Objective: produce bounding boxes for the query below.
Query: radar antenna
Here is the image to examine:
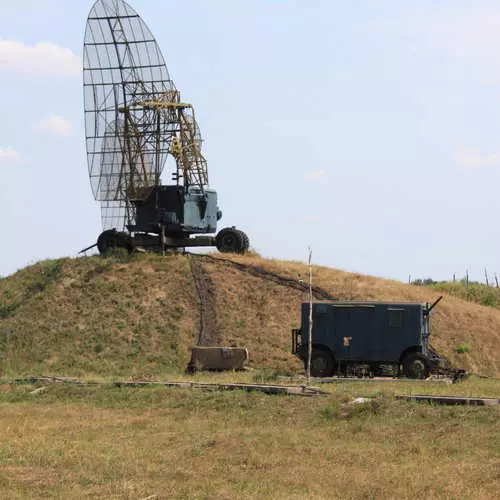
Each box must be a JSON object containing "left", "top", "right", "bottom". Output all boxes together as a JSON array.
[{"left": 83, "top": 0, "right": 248, "bottom": 254}]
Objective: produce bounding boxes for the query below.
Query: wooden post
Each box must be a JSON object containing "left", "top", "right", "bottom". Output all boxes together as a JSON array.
[
  {"left": 306, "top": 247, "right": 313, "bottom": 387},
  {"left": 465, "top": 270, "right": 469, "bottom": 289},
  {"left": 408, "top": 274, "right": 411, "bottom": 285},
  {"left": 495, "top": 274, "right": 499, "bottom": 289},
  {"left": 453, "top": 273, "right": 456, "bottom": 283},
  {"left": 485, "top": 268, "right": 490, "bottom": 287}
]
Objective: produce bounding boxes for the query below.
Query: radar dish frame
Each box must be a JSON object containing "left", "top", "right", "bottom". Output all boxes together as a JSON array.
[{"left": 83, "top": 0, "right": 208, "bottom": 231}]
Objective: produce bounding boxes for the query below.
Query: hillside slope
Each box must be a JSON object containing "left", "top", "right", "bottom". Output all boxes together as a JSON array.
[{"left": 1, "top": 253, "right": 499, "bottom": 377}]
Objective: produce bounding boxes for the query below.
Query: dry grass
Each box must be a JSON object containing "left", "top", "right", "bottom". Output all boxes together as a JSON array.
[
  {"left": 1, "top": 253, "right": 500, "bottom": 378},
  {"left": 0, "top": 380, "right": 498, "bottom": 499}
]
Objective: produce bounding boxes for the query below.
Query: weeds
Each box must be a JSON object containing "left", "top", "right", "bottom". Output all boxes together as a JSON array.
[
  {"left": 100, "top": 247, "right": 134, "bottom": 262},
  {"left": 428, "top": 281, "right": 500, "bottom": 310},
  {"left": 320, "top": 402, "right": 341, "bottom": 420},
  {"left": 25, "top": 259, "right": 64, "bottom": 295},
  {"left": 252, "top": 369, "right": 281, "bottom": 383},
  {"left": 456, "top": 343, "right": 471, "bottom": 354},
  {"left": 0, "top": 302, "right": 18, "bottom": 319}
]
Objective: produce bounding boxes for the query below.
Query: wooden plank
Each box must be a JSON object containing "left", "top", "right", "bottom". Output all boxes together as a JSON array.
[
  {"left": 0, "top": 378, "right": 326, "bottom": 397},
  {"left": 114, "top": 381, "right": 326, "bottom": 396},
  {"left": 278, "top": 376, "right": 454, "bottom": 384},
  {"left": 397, "top": 395, "right": 499, "bottom": 406},
  {"left": 279, "top": 376, "right": 405, "bottom": 384}
]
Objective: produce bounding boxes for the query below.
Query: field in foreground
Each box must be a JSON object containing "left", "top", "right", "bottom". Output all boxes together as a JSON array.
[{"left": 0, "top": 376, "right": 498, "bottom": 499}]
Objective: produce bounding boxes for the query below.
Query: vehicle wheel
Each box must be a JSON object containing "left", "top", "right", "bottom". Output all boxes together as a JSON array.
[
  {"left": 186, "top": 362, "right": 196, "bottom": 374},
  {"left": 307, "top": 348, "right": 335, "bottom": 378},
  {"left": 403, "top": 353, "right": 430, "bottom": 379},
  {"left": 216, "top": 227, "right": 243, "bottom": 253},
  {"left": 97, "top": 229, "right": 132, "bottom": 254},
  {"left": 236, "top": 230, "right": 250, "bottom": 252}
]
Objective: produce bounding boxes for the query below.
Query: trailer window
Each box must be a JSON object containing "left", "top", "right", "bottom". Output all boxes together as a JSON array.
[{"left": 389, "top": 309, "right": 404, "bottom": 328}]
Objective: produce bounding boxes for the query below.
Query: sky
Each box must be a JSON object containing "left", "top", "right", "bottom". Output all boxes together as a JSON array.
[{"left": 1, "top": 0, "right": 500, "bottom": 282}]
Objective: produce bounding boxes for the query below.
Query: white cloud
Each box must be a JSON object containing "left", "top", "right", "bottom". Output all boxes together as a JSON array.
[
  {"left": 455, "top": 148, "right": 500, "bottom": 169},
  {"left": 304, "top": 169, "right": 328, "bottom": 181},
  {"left": 34, "top": 116, "right": 73, "bottom": 137},
  {"left": 0, "top": 39, "right": 81, "bottom": 77},
  {"left": 0, "top": 147, "right": 21, "bottom": 165}
]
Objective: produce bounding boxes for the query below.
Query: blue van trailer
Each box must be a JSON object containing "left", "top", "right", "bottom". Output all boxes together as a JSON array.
[{"left": 292, "top": 297, "right": 445, "bottom": 378}]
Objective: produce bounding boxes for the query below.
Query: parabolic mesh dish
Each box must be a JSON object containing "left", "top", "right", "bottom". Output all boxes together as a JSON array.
[{"left": 83, "top": 0, "right": 175, "bottom": 230}]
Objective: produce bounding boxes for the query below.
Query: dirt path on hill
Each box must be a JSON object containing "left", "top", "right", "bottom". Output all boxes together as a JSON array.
[
  {"left": 188, "top": 255, "right": 221, "bottom": 346},
  {"left": 191, "top": 253, "right": 338, "bottom": 301}
]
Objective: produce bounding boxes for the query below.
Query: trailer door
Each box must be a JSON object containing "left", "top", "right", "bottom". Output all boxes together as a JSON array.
[{"left": 335, "top": 306, "right": 375, "bottom": 361}]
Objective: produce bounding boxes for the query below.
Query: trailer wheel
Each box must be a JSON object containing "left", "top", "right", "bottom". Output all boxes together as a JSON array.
[
  {"left": 307, "top": 348, "right": 335, "bottom": 378},
  {"left": 403, "top": 353, "right": 430, "bottom": 379}
]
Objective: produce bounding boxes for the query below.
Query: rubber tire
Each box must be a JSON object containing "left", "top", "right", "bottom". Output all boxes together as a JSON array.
[
  {"left": 216, "top": 227, "right": 243, "bottom": 253},
  {"left": 236, "top": 229, "right": 250, "bottom": 252},
  {"left": 403, "top": 353, "right": 430, "bottom": 379},
  {"left": 307, "top": 348, "right": 335, "bottom": 378},
  {"left": 97, "top": 229, "right": 132, "bottom": 255}
]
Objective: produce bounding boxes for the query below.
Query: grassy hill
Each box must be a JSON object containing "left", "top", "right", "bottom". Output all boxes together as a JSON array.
[
  {"left": 1, "top": 252, "right": 500, "bottom": 377},
  {"left": 427, "top": 280, "right": 500, "bottom": 308}
]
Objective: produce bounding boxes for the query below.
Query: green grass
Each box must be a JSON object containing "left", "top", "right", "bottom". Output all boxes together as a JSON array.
[
  {"left": 456, "top": 343, "right": 472, "bottom": 354},
  {"left": 427, "top": 281, "right": 500, "bottom": 309},
  {"left": 0, "top": 377, "right": 498, "bottom": 499}
]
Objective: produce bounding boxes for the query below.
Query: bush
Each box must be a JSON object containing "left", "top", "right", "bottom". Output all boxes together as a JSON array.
[
  {"left": 411, "top": 278, "right": 436, "bottom": 286},
  {"left": 321, "top": 403, "right": 341, "bottom": 420},
  {"left": 101, "top": 247, "right": 133, "bottom": 262},
  {"left": 0, "top": 302, "right": 18, "bottom": 319},
  {"left": 26, "top": 259, "right": 64, "bottom": 294},
  {"left": 456, "top": 344, "right": 471, "bottom": 354},
  {"left": 481, "top": 294, "right": 498, "bottom": 307}
]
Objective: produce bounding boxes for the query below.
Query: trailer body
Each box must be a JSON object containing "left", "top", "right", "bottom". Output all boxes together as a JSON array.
[{"left": 292, "top": 300, "right": 445, "bottom": 378}]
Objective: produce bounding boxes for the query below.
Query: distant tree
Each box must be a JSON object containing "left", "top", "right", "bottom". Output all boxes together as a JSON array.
[{"left": 411, "top": 278, "right": 436, "bottom": 286}]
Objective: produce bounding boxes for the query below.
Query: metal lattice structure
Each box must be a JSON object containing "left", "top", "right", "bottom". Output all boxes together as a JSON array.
[{"left": 83, "top": 0, "right": 209, "bottom": 231}]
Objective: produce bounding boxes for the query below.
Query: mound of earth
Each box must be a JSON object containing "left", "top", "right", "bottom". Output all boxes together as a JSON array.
[{"left": 0, "top": 253, "right": 499, "bottom": 377}]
